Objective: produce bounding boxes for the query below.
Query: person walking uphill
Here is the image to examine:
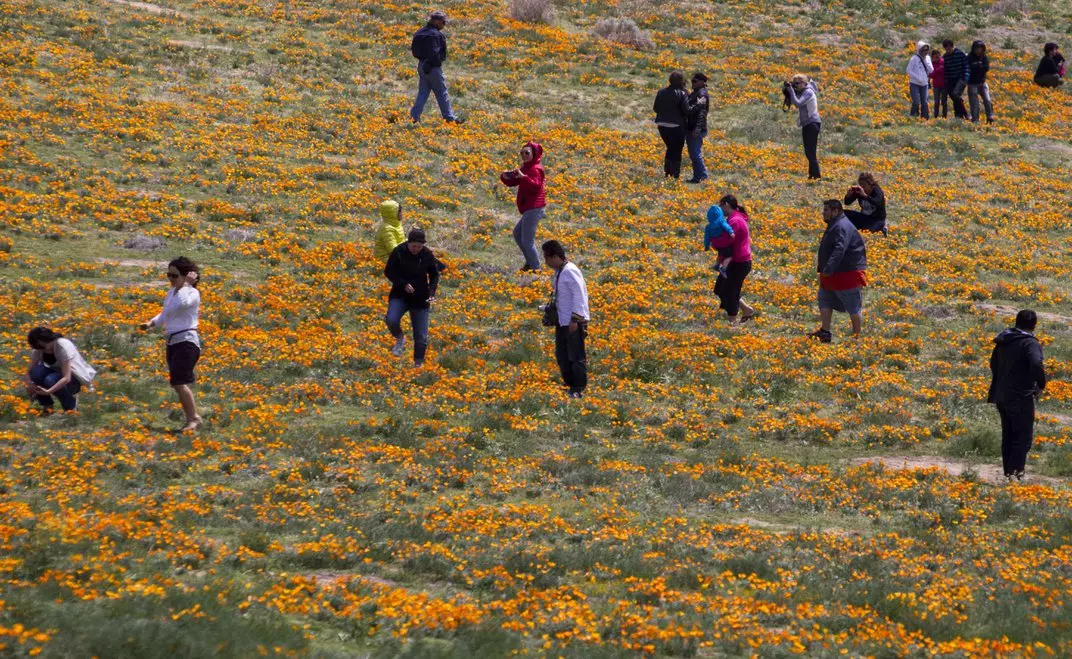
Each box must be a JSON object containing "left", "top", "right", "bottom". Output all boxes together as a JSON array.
[
  {"left": 709, "top": 195, "right": 756, "bottom": 324},
  {"left": 653, "top": 71, "right": 690, "bottom": 179},
  {"left": 906, "top": 41, "right": 933, "bottom": 119},
  {"left": 967, "top": 40, "right": 994, "bottom": 124},
  {"left": 410, "top": 10, "right": 463, "bottom": 124},
  {"left": 384, "top": 229, "right": 440, "bottom": 367},
  {"left": 24, "top": 327, "right": 96, "bottom": 413},
  {"left": 942, "top": 40, "right": 970, "bottom": 119},
  {"left": 810, "top": 200, "right": 866, "bottom": 343},
  {"left": 785, "top": 74, "right": 822, "bottom": 180},
  {"left": 500, "top": 141, "right": 546, "bottom": 271},
  {"left": 374, "top": 200, "right": 406, "bottom": 261},
  {"left": 684, "top": 72, "right": 710, "bottom": 184},
  {"left": 139, "top": 257, "right": 203, "bottom": 432},
  {"left": 542, "top": 240, "right": 590, "bottom": 398},
  {"left": 988, "top": 310, "right": 1047, "bottom": 482}
]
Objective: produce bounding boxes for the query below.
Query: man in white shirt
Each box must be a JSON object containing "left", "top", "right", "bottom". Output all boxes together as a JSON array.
[{"left": 542, "top": 240, "right": 590, "bottom": 399}]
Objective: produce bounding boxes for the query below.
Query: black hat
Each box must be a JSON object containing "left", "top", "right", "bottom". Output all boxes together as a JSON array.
[
  {"left": 408, "top": 228, "right": 427, "bottom": 243},
  {"left": 691, "top": 72, "right": 708, "bottom": 82}
]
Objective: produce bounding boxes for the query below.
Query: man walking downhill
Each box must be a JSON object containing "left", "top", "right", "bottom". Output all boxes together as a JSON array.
[
  {"left": 942, "top": 39, "right": 971, "bottom": 119},
  {"left": 809, "top": 200, "right": 866, "bottom": 343},
  {"left": 684, "top": 72, "right": 710, "bottom": 184},
  {"left": 410, "top": 10, "right": 464, "bottom": 124},
  {"left": 542, "top": 240, "right": 590, "bottom": 399},
  {"left": 988, "top": 310, "right": 1047, "bottom": 482}
]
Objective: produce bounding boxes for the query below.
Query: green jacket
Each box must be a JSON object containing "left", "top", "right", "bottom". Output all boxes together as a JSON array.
[{"left": 374, "top": 200, "right": 405, "bottom": 261}]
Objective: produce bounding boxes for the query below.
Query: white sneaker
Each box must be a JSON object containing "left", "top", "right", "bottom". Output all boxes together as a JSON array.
[{"left": 391, "top": 336, "right": 405, "bottom": 357}]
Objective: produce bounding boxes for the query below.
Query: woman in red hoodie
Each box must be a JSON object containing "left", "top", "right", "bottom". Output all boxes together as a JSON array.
[
  {"left": 930, "top": 51, "right": 947, "bottom": 118},
  {"left": 500, "top": 141, "right": 546, "bottom": 272}
]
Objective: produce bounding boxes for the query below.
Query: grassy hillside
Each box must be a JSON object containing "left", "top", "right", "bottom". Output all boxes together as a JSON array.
[{"left": 0, "top": 0, "right": 1071, "bottom": 655}]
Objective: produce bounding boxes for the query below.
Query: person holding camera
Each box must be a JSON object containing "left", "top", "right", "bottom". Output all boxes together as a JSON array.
[
  {"left": 410, "top": 10, "right": 464, "bottom": 124},
  {"left": 384, "top": 229, "right": 441, "bottom": 368},
  {"left": 843, "top": 173, "right": 887, "bottom": 235},
  {"left": 684, "top": 72, "right": 710, "bottom": 184},
  {"left": 24, "top": 327, "right": 96, "bottom": 413},
  {"left": 653, "top": 71, "right": 690, "bottom": 179},
  {"left": 906, "top": 41, "right": 933, "bottom": 119},
  {"left": 541, "top": 240, "right": 589, "bottom": 399},
  {"left": 500, "top": 141, "right": 547, "bottom": 272},
  {"left": 784, "top": 74, "right": 822, "bottom": 180},
  {"left": 1034, "top": 43, "right": 1065, "bottom": 87},
  {"left": 941, "top": 39, "right": 970, "bottom": 119}
]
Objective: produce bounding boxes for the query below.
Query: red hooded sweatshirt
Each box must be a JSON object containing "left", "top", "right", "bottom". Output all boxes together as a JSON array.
[{"left": 500, "top": 141, "right": 546, "bottom": 213}]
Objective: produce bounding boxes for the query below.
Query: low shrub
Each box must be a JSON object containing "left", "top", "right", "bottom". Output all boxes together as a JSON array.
[
  {"left": 508, "top": 0, "right": 555, "bottom": 23},
  {"left": 591, "top": 17, "right": 653, "bottom": 50}
]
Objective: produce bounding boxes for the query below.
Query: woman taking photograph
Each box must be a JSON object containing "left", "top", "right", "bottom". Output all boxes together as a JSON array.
[
  {"left": 784, "top": 74, "right": 822, "bottom": 180},
  {"left": 139, "top": 256, "right": 202, "bottom": 432},
  {"left": 843, "top": 172, "right": 887, "bottom": 235},
  {"left": 24, "top": 327, "right": 96, "bottom": 413},
  {"left": 709, "top": 195, "right": 755, "bottom": 324},
  {"left": 500, "top": 141, "right": 547, "bottom": 272}
]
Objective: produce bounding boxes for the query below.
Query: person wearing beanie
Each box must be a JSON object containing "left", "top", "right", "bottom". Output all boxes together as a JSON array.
[
  {"left": 500, "top": 141, "right": 547, "bottom": 271},
  {"left": 374, "top": 200, "right": 406, "bottom": 261},
  {"left": 684, "top": 72, "right": 710, "bottom": 184},
  {"left": 410, "top": 10, "right": 464, "bottom": 124},
  {"left": 906, "top": 41, "right": 934, "bottom": 119},
  {"left": 702, "top": 204, "right": 735, "bottom": 276},
  {"left": 384, "top": 228, "right": 441, "bottom": 367},
  {"left": 967, "top": 40, "right": 994, "bottom": 123}
]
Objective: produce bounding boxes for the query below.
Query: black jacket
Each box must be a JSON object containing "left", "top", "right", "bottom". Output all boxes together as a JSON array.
[
  {"left": 685, "top": 87, "right": 709, "bottom": 132},
  {"left": 385, "top": 243, "right": 440, "bottom": 309},
  {"left": 1035, "top": 53, "right": 1062, "bottom": 79},
  {"left": 943, "top": 48, "right": 969, "bottom": 86},
  {"left": 653, "top": 86, "right": 689, "bottom": 126},
  {"left": 967, "top": 41, "right": 989, "bottom": 84},
  {"left": 411, "top": 24, "right": 448, "bottom": 68},
  {"left": 844, "top": 184, "right": 886, "bottom": 224},
  {"left": 817, "top": 213, "right": 867, "bottom": 275},
  {"left": 988, "top": 328, "right": 1047, "bottom": 404}
]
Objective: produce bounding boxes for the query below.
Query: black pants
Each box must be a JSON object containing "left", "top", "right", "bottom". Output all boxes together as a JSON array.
[
  {"left": 933, "top": 87, "right": 948, "bottom": 117},
  {"left": 555, "top": 323, "right": 587, "bottom": 393},
  {"left": 845, "top": 209, "right": 885, "bottom": 233},
  {"left": 949, "top": 81, "right": 968, "bottom": 119},
  {"left": 657, "top": 126, "right": 685, "bottom": 178},
  {"left": 714, "top": 260, "right": 752, "bottom": 317},
  {"left": 802, "top": 122, "right": 821, "bottom": 179},
  {"left": 997, "top": 398, "right": 1035, "bottom": 476}
]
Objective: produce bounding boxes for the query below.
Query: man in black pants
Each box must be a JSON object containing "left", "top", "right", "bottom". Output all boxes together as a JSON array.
[{"left": 988, "top": 310, "right": 1047, "bottom": 481}]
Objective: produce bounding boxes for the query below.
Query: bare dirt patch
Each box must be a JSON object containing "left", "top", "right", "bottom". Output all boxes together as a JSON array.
[
  {"left": 102, "top": 0, "right": 191, "bottom": 19},
  {"left": 310, "top": 572, "right": 398, "bottom": 589},
  {"left": 95, "top": 258, "right": 168, "bottom": 268},
  {"left": 166, "top": 40, "right": 236, "bottom": 52},
  {"left": 976, "top": 303, "right": 1072, "bottom": 326},
  {"left": 730, "top": 517, "right": 862, "bottom": 538},
  {"left": 852, "top": 455, "right": 1063, "bottom": 486}
]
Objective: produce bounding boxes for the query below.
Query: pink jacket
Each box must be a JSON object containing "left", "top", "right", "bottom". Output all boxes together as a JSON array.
[{"left": 708, "top": 210, "right": 752, "bottom": 262}]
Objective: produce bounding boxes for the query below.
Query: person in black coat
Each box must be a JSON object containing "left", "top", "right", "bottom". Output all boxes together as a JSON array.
[
  {"left": 653, "top": 71, "right": 690, "bottom": 179},
  {"left": 1034, "top": 42, "right": 1065, "bottom": 88},
  {"left": 988, "top": 310, "right": 1048, "bottom": 481},
  {"left": 684, "top": 72, "right": 710, "bottom": 184},
  {"left": 843, "top": 172, "right": 887, "bottom": 235},
  {"left": 409, "top": 10, "right": 463, "bottom": 124},
  {"left": 384, "top": 229, "right": 441, "bottom": 367}
]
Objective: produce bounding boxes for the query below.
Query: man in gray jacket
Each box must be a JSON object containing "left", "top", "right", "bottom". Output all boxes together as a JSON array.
[
  {"left": 542, "top": 240, "right": 590, "bottom": 398},
  {"left": 809, "top": 200, "right": 867, "bottom": 343}
]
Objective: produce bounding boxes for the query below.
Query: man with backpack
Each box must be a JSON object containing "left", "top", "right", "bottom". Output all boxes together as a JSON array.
[{"left": 410, "top": 10, "right": 464, "bottom": 124}]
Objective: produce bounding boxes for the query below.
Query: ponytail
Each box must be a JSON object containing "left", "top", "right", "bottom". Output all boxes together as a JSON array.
[{"left": 719, "top": 194, "right": 746, "bottom": 216}]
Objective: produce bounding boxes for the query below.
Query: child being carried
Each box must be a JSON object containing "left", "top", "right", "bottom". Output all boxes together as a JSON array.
[{"left": 703, "top": 205, "right": 735, "bottom": 275}]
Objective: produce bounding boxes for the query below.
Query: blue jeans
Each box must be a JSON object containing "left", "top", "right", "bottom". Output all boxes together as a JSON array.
[
  {"left": 909, "top": 83, "right": 930, "bottom": 118},
  {"left": 411, "top": 64, "right": 456, "bottom": 122},
  {"left": 30, "top": 363, "right": 81, "bottom": 411},
  {"left": 513, "top": 207, "right": 545, "bottom": 270},
  {"left": 385, "top": 297, "right": 430, "bottom": 362},
  {"left": 685, "top": 129, "right": 708, "bottom": 180}
]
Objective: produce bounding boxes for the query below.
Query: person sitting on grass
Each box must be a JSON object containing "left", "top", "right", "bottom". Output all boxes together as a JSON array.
[
  {"left": 1034, "top": 42, "right": 1065, "bottom": 88},
  {"left": 843, "top": 172, "right": 887, "bottom": 236},
  {"left": 373, "top": 199, "right": 406, "bottom": 261},
  {"left": 810, "top": 200, "right": 867, "bottom": 343},
  {"left": 703, "top": 204, "right": 734, "bottom": 276},
  {"left": 24, "top": 327, "right": 96, "bottom": 414}
]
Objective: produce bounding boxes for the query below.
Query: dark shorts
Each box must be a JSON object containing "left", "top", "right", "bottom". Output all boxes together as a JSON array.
[
  {"left": 818, "top": 286, "right": 864, "bottom": 315},
  {"left": 167, "top": 341, "right": 200, "bottom": 386}
]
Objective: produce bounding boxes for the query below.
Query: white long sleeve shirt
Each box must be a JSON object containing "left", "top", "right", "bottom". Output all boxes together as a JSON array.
[
  {"left": 907, "top": 53, "right": 934, "bottom": 86},
  {"left": 152, "top": 285, "right": 201, "bottom": 347},
  {"left": 554, "top": 262, "right": 590, "bottom": 327}
]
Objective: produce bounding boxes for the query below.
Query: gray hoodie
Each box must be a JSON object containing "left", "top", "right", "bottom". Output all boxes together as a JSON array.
[{"left": 788, "top": 80, "right": 820, "bottom": 127}]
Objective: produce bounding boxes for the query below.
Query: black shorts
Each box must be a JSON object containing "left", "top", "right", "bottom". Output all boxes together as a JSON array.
[{"left": 166, "top": 341, "right": 200, "bottom": 386}]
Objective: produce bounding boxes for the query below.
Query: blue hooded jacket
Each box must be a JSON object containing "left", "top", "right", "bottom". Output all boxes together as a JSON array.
[{"left": 703, "top": 206, "right": 734, "bottom": 250}]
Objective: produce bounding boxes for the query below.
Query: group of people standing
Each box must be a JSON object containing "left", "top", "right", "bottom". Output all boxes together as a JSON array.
[{"left": 907, "top": 39, "right": 996, "bottom": 122}]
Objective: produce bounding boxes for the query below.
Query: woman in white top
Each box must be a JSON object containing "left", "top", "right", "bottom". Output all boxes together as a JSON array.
[
  {"left": 25, "top": 327, "right": 97, "bottom": 413},
  {"left": 139, "top": 256, "right": 203, "bottom": 432}
]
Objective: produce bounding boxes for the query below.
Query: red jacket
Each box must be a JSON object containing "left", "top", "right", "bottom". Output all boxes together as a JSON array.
[
  {"left": 500, "top": 141, "right": 546, "bottom": 213},
  {"left": 929, "top": 55, "right": 945, "bottom": 89}
]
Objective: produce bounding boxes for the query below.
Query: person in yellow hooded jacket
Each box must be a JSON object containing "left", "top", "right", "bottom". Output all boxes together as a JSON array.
[{"left": 374, "top": 200, "right": 406, "bottom": 261}]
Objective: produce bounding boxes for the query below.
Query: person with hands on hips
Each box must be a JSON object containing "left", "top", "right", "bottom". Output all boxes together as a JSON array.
[
  {"left": 139, "top": 256, "right": 203, "bottom": 433},
  {"left": 384, "top": 228, "right": 441, "bottom": 368}
]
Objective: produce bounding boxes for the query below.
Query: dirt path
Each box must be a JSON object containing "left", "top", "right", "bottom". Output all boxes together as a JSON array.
[
  {"left": 166, "top": 39, "right": 235, "bottom": 52},
  {"left": 102, "top": 0, "right": 191, "bottom": 18},
  {"left": 851, "top": 455, "right": 1063, "bottom": 486},
  {"left": 96, "top": 258, "right": 168, "bottom": 268},
  {"left": 976, "top": 303, "right": 1072, "bottom": 326}
]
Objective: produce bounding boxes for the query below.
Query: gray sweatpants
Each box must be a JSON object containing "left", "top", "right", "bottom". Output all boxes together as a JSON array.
[{"left": 513, "top": 207, "right": 545, "bottom": 269}]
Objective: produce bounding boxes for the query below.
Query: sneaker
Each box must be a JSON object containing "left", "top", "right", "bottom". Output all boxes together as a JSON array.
[
  {"left": 686, "top": 177, "right": 707, "bottom": 184},
  {"left": 391, "top": 336, "right": 405, "bottom": 357},
  {"left": 881, "top": 226, "right": 888, "bottom": 237},
  {"left": 1014, "top": 471, "right": 1024, "bottom": 481},
  {"left": 447, "top": 117, "right": 466, "bottom": 125},
  {"left": 808, "top": 328, "right": 832, "bottom": 343},
  {"left": 414, "top": 360, "right": 424, "bottom": 369},
  {"left": 568, "top": 391, "right": 583, "bottom": 399}
]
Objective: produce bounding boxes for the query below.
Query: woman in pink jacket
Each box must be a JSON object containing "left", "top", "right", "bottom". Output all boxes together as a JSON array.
[
  {"left": 500, "top": 141, "right": 546, "bottom": 272},
  {"left": 709, "top": 194, "right": 756, "bottom": 324}
]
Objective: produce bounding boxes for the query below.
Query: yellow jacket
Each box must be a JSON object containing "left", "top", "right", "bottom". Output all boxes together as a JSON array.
[{"left": 374, "top": 200, "right": 405, "bottom": 261}]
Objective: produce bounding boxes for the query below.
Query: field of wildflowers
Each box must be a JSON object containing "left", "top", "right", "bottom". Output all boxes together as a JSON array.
[{"left": 0, "top": 0, "right": 1070, "bottom": 655}]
